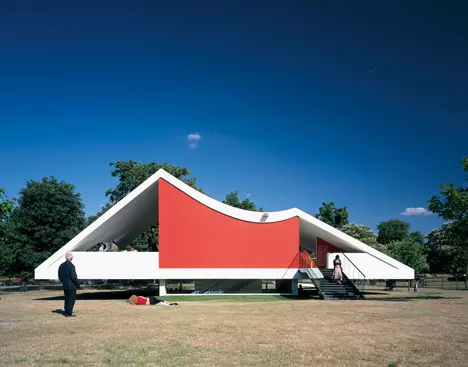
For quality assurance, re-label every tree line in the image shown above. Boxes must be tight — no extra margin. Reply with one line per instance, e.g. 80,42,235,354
0,157,466,289
314,156,467,288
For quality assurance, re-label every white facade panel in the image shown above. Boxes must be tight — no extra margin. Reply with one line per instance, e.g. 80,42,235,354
35,252,160,280
327,253,414,280
35,252,299,280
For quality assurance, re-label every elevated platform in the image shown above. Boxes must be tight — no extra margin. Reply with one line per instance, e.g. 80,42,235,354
35,252,300,280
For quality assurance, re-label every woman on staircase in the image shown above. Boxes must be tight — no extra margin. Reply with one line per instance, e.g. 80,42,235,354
333,255,343,285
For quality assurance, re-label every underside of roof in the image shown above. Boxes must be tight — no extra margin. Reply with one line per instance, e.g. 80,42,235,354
35,169,413,277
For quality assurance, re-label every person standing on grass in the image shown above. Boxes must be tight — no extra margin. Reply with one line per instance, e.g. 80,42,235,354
58,252,80,317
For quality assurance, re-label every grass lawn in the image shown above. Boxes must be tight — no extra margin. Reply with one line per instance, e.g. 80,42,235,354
0,289,467,366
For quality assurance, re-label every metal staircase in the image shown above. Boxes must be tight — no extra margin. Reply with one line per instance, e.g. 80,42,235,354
299,252,365,300
316,268,363,300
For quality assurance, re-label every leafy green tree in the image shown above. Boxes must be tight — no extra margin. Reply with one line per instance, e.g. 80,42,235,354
339,223,389,254
0,188,14,238
0,188,15,276
377,219,410,245
91,161,204,251
426,226,460,275
390,238,428,273
428,156,468,288
222,191,263,211
105,161,204,204
314,202,349,228
410,231,425,245
1,178,85,277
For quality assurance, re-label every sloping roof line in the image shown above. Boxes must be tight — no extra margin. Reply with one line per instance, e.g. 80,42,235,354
38,169,412,272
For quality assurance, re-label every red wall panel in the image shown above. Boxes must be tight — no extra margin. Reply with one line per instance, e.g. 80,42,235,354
158,179,300,268
316,237,342,268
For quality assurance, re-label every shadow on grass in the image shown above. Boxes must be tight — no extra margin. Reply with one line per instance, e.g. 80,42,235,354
35,290,157,301
364,294,462,302
35,290,313,303
35,290,460,303
34,291,303,302
363,291,390,296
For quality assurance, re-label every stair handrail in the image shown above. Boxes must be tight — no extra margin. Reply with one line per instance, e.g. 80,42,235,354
340,252,366,280
298,252,323,294
280,251,319,280
279,252,301,280
341,252,366,296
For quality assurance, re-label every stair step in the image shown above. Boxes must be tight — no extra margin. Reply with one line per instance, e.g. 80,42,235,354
321,290,358,293
319,285,355,288
308,268,363,301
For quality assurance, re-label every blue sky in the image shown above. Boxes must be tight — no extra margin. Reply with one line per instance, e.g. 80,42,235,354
0,1,467,234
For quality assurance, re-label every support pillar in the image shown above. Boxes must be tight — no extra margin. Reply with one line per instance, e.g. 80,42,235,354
292,279,298,296
159,279,167,296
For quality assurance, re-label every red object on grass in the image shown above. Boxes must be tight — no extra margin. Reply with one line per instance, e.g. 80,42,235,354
136,296,147,305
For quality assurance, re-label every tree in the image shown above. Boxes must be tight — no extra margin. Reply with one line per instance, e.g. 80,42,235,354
426,226,460,275
428,156,468,288
314,202,349,228
377,219,410,245
410,231,425,245
0,188,15,276
222,191,263,211
339,223,389,254
1,178,85,278
104,161,204,204
93,161,204,251
0,188,14,238
390,238,428,273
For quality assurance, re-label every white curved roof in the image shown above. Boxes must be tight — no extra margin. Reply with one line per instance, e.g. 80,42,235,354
35,169,414,277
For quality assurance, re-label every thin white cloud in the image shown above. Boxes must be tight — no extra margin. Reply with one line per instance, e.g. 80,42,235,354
246,193,252,199
187,133,201,141
187,133,201,148
401,207,432,216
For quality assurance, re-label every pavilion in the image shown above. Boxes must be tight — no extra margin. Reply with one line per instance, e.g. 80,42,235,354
35,169,414,298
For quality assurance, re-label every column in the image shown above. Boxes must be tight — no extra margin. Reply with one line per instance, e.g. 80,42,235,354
159,279,167,296
292,279,298,296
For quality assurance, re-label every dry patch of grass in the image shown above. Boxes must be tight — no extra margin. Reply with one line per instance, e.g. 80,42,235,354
0,289,467,366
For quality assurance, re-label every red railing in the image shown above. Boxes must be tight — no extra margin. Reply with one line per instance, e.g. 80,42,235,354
298,251,317,268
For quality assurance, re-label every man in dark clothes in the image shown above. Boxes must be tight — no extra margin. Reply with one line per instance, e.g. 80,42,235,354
58,252,80,317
